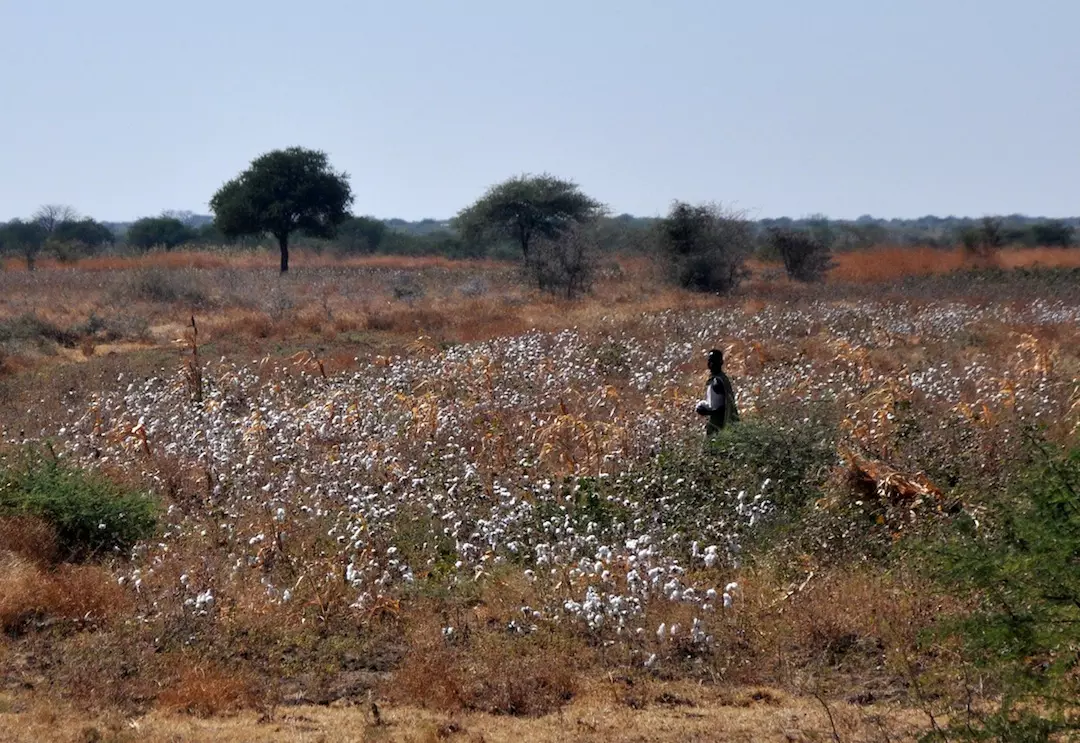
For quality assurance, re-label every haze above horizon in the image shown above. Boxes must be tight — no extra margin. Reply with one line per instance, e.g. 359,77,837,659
1,0,1077,223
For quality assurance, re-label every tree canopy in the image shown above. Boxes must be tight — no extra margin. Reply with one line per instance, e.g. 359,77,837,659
0,219,48,269
210,147,354,272
53,218,115,251
453,174,606,259
126,216,198,251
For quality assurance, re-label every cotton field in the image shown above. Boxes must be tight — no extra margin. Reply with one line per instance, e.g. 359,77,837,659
9,294,1070,676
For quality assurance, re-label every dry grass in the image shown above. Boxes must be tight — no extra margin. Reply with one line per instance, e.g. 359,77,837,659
2,248,507,273
0,681,935,742
391,607,581,716
0,552,129,634
156,660,264,718
828,245,1080,282
0,515,59,565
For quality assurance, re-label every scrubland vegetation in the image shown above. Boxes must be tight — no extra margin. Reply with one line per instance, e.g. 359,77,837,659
0,238,1077,742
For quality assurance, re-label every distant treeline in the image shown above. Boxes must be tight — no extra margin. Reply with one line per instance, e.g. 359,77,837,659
1,207,1077,265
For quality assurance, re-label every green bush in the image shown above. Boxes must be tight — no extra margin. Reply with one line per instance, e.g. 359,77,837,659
595,417,838,559
921,436,1080,741
0,448,157,560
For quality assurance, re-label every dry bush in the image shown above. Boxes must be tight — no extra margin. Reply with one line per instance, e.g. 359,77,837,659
391,612,581,716
0,554,129,634
156,659,263,718
364,304,449,334
0,515,58,564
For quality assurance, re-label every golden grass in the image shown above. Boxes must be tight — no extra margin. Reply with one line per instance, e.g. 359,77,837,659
0,681,935,742
2,249,508,273
828,245,1080,282
0,552,130,633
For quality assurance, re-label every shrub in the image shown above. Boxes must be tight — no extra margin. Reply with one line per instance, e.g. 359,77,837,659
922,437,1080,740
117,267,208,306
655,201,752,294
527,225,598,299
0,448,157,560
767,227,835,282
598,417,838,559
0,313,78,350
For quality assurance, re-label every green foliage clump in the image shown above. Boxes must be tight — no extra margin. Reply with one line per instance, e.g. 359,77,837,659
656,201,753,294
595,417,837,558
126,216,198,251
923,437,1080,741
0,448,157,561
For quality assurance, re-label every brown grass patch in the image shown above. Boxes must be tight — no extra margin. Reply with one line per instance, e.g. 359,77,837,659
0,515,59,564
0,683,936,742
156,660,264,718
0,554,129,634
829,245,1080,282
11,249,510,274
391,611,581,716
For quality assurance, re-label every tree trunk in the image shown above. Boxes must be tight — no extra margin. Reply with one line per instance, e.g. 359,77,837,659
277,233,289,273
518,223,531,260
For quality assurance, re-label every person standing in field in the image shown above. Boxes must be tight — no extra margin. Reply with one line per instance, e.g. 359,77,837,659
695,348,739,435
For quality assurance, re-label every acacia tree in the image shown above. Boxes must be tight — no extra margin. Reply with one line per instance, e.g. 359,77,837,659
210,147,354,272
454,173,606,260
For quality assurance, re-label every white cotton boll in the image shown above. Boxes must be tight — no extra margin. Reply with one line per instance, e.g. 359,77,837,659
725,582,739,593
704,551,718,569
274,507,286,522
670,623,680,637
644,653,657,668
656,622,666,639
722,592,733,609
706,588,718,600
179,573,189,586
281,589,292,603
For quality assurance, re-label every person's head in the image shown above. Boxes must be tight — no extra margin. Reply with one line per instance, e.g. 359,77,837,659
707,348,724,374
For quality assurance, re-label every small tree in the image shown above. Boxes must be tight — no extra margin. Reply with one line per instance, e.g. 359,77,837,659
767,227,835,282
33,204,79,234
0,219,48,270
454,173,606,260
656,201,752,294
126,216,197,251
528,225,599,299
210,147,354,272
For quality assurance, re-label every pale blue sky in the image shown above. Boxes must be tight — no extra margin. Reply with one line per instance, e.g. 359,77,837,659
1,0,1077,222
